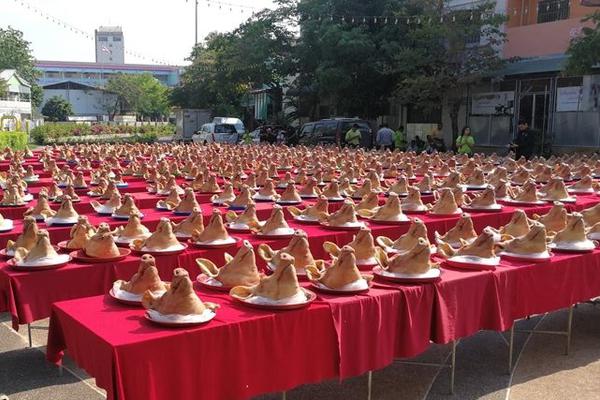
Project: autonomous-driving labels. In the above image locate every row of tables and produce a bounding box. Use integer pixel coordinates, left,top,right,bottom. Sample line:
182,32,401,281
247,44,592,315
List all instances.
2,158,600,400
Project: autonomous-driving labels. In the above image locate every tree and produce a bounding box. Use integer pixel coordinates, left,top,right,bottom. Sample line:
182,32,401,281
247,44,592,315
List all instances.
171,8,295,117
291,0,404,119
390,0,507,146
565,12,600,76
42,96,73,121
105,73,171,120
0,78,7,97
0,27,43,107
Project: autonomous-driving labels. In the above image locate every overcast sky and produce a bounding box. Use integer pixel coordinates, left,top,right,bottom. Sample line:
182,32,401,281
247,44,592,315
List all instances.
2,0,276,66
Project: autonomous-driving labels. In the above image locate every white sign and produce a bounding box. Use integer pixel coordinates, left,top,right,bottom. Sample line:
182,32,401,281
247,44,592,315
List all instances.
557,86,583,112
471,92,514,115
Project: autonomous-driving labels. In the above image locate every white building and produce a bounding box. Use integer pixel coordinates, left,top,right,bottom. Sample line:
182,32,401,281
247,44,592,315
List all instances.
95,26,125,64
0,70,32,129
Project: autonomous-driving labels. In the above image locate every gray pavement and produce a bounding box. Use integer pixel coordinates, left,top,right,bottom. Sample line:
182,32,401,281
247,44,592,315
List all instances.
2,304,600,400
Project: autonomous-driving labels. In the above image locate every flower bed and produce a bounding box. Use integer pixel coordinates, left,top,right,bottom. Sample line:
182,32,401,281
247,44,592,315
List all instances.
31,123,174,145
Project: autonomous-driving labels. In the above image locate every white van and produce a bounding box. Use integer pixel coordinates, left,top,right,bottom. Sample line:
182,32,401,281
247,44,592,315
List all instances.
192,117,246,144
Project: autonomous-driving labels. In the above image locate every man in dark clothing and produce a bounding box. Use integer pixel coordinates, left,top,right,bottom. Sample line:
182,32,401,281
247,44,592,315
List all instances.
511,120,537,160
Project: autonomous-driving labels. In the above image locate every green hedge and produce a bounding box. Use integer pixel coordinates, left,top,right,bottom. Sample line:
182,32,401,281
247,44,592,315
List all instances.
30,123,173,145
0,131,28,150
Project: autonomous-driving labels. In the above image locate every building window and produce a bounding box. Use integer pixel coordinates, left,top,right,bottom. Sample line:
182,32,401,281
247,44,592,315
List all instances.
98,36,108,41
64,72,81,78
45,71,61,78
537,0,569,24
113,36,122,42
82,72,99,79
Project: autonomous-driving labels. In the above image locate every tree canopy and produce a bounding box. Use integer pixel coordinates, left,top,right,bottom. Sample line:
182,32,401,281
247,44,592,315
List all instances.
0,27,43,107
172,0,506,135
41,96,73,122
105,73,171,120
565,11,600,76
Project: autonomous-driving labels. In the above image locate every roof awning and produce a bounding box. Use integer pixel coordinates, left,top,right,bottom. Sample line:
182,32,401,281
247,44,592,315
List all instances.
501,55,570,76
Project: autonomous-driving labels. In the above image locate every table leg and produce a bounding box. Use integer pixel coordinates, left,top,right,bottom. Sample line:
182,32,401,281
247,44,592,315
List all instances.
565,305,574,356
27,323,32,347
449,340,456,395
367,370,373,400
508,325,515,374
281,391,286,400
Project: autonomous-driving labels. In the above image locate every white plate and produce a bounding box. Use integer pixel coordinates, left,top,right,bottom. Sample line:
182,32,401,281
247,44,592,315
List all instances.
93,204,116,214
146,308,216,325
499,250,552,261
253,194,277,201
549,240,596,252
14,253,71,267
193,237,238,246
462,184,487,190
446,255,500,268
114,234,150,244
375,267,441,280
112,213,144,220
588,232,600,241
266,262,307,276
0,219,13,232
462,204,503,212
299,194,319,199
276,199,302,205
541,196,577,204
568,188,594,194
212,198,235,205
312,279,369,292
23,194,33,202
46,216,79,226
401,204,428,212
255,227,295,237
241,290,311,306
428,209,463,216
294,214,319,223
501,198,546,206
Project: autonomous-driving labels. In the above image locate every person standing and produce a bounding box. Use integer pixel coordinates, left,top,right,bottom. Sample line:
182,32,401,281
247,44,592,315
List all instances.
510,120,536,160
345,124,362,148
456,126,475,156
393,125,407,151
376,123,394,150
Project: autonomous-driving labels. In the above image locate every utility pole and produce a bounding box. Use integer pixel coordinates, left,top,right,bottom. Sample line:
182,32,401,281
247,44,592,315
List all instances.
195,0,198,45
187,0,199,45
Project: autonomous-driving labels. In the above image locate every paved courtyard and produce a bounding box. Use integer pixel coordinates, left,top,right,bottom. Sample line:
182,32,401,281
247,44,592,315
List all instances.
2,303,600,400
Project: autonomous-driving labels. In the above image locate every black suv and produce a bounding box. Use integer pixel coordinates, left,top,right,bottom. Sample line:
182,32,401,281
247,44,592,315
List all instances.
290,118,372,147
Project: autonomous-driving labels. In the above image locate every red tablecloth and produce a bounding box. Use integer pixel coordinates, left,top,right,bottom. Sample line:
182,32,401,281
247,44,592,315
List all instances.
3,195,600,329
431,249,600,343
46,282,434,400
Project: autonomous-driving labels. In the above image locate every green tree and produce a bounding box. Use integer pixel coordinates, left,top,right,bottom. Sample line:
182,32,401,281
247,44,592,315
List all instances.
0,78,7,97
291,0,403,119
0,27,43,107
391,0,507,145
171,8,295,116
41,96,73,121
105,73,171,120
565,12,600,76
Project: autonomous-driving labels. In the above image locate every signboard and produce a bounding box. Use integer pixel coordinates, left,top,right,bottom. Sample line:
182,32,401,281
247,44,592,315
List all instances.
556,86,583,112
471,91,514,115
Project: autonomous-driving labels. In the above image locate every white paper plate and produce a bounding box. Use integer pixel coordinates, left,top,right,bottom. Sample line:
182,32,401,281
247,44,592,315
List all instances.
549,240,596,252
445,255,500,269
146,308,216,325
375,267,441,280
46,216,79,226
462,204,503,212
499,250,552,261
14,253,71,267
541,196,577,204
294,214,320,223
0,219,14,232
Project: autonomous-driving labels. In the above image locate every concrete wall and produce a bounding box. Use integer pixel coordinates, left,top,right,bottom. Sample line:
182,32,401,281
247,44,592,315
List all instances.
40,89,116,117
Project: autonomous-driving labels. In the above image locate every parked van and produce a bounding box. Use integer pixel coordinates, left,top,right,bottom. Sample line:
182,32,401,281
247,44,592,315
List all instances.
191,117,246,144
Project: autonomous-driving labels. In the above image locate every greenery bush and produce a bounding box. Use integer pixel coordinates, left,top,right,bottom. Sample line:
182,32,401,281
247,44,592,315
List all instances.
0,131,28,150
30,123,173,145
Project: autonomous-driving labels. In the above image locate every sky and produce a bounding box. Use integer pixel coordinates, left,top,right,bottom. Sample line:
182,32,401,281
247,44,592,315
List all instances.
2,0,276,66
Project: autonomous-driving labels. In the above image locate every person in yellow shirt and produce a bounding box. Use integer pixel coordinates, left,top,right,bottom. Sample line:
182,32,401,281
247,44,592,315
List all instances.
456,126,475,155
344,124,362,147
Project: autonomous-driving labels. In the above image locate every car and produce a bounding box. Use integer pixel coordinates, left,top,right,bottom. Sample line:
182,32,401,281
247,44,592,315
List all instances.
289,118,372,147
191,118,246,144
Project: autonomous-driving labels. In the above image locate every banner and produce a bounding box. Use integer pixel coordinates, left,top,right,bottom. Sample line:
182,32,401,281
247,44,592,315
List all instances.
556,86,583,112
471,92,514,115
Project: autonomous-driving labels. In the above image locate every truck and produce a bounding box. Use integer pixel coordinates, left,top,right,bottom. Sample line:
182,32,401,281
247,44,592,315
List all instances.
173,108,212,142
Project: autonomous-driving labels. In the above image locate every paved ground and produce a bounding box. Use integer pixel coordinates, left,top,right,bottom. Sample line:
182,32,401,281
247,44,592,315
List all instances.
2,303,600,400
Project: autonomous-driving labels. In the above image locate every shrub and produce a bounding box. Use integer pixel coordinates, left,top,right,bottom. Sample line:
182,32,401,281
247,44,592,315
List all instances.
0,131,28,150
30,123,173,145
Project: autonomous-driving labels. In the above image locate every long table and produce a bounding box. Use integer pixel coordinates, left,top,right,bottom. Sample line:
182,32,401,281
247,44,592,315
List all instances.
45,249,600,400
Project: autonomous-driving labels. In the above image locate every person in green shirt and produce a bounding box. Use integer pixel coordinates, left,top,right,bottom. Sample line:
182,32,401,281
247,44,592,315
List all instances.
456,126,475,155
344,124,362,147
393,125,407,151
